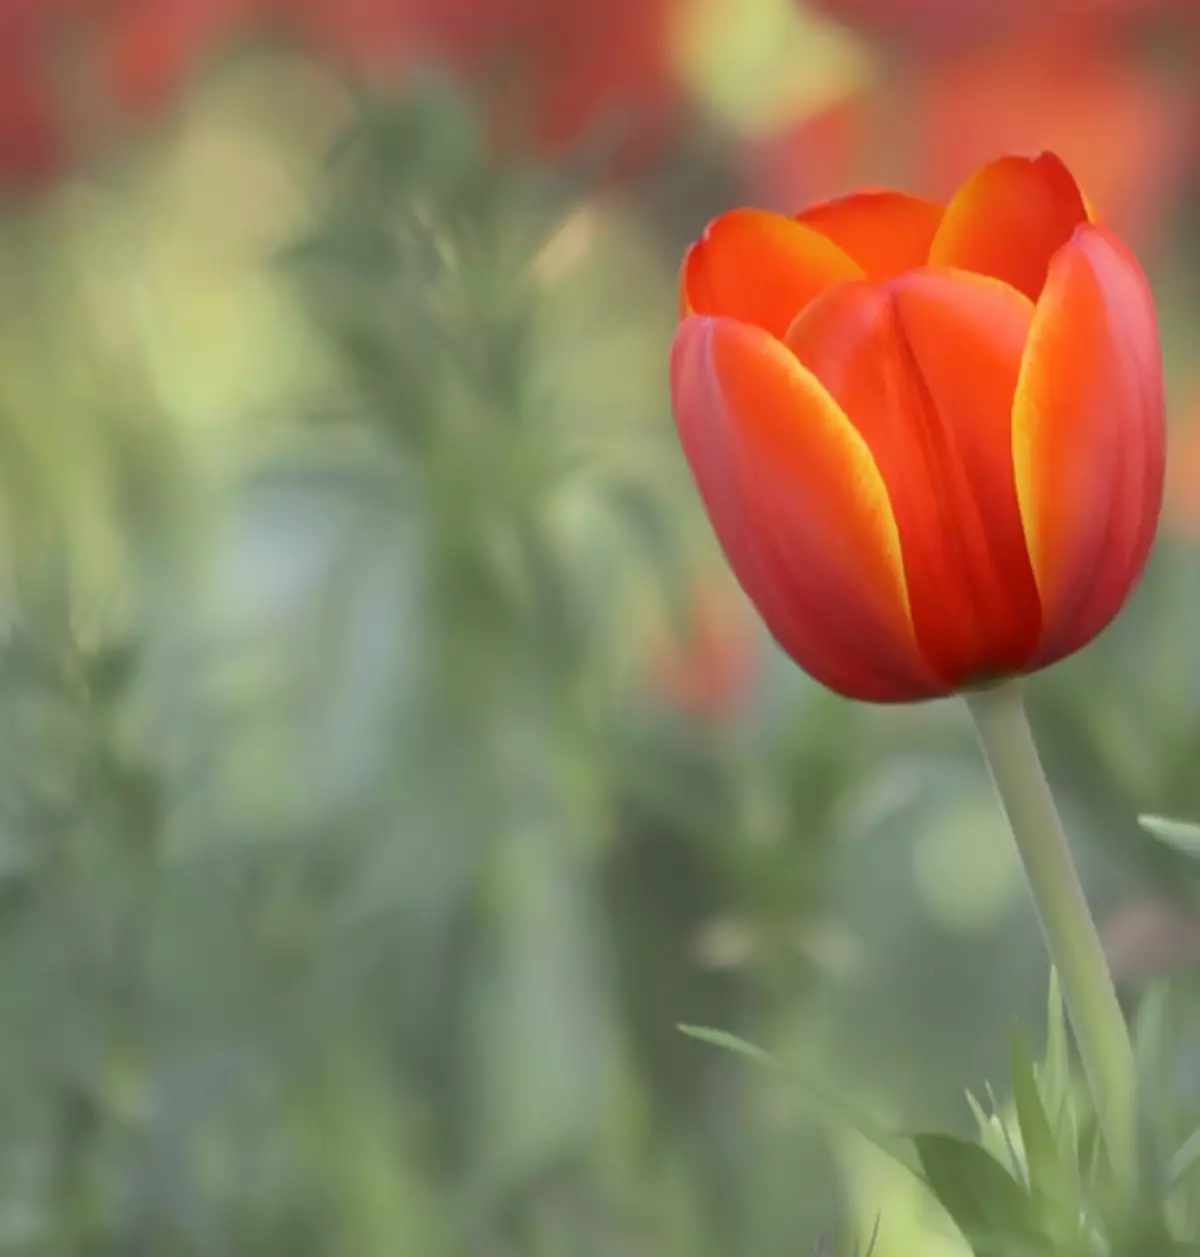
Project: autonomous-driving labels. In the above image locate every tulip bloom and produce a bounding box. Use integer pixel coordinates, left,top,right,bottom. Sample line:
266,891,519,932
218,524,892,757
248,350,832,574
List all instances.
671,153,1164,702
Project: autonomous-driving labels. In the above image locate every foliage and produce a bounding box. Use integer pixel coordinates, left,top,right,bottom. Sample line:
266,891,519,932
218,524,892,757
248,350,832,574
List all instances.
2,9,1200,1256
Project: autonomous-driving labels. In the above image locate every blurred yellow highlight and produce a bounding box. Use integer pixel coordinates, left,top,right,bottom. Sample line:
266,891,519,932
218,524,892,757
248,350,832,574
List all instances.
674,0,873,134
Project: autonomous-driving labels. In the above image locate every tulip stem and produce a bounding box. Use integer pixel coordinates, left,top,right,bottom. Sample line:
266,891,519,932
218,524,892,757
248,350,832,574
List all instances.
965,681,1136,1186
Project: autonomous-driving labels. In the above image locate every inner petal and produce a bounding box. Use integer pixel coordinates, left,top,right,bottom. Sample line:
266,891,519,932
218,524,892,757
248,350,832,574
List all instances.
796,190,945,280
784,268,1041,687
681,208,864,338
928,152,1090,301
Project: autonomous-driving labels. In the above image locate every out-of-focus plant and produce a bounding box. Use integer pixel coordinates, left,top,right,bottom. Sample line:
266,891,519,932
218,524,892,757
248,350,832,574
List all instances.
0,0,691,195
0,50,890,1249
7,3,1200,1253
228,78,856,1252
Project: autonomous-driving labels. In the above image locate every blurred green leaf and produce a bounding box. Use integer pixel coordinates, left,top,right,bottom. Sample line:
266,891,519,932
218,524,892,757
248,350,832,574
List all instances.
1139,815,1200,858
1011,1030,1078,1243
1168,1128,1200,1193
1040,973,1071,1147
966,1091,1020,1179
681,1025,917,1185
1133,986,1171,1116
677,1025,773,1068
914,1134,1047,1257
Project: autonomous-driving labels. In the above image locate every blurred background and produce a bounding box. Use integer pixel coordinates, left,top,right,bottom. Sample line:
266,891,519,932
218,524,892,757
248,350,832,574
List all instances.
2,1,1200,1253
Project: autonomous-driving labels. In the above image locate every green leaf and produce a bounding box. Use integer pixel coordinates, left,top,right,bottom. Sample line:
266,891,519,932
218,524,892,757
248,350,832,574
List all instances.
1132,984,1176,1187
1132,984,1170,1094
1039,972,1070,1136
680,1025,918,1176
1012,1029,1078,1239
915,1134,1049,1257
677,1025,774,1068
1078,1106,1107,1197
1138,814,1200,857
985,1081,1025,1185
1168,1127,1200,1191
967,1091,1017,1176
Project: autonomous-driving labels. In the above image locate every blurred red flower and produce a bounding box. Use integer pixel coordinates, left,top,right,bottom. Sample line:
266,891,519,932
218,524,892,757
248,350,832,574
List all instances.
909,31,1190,255
0,0,685,188
645,577,759,723
804,0,1015,49
278,0,407,70
0,53,64,187
1164,389,1200,542
806,0,1185,48
406,0,684,163
0,0,70,187
101,0,260,113
281,0,685,160
745,23,1190,256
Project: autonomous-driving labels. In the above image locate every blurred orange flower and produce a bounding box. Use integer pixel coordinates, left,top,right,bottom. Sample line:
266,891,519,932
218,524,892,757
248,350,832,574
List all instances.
908,30,1190,255
806,0,1184,47
646,576,758,723
747,18,1192,256
1165,392,1200,542
804,0,1015,48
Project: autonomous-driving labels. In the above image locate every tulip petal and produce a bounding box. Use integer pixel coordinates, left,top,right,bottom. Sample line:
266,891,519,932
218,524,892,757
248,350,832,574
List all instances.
785,269,1040,688
796,190,945,279
670,315,938,701
928,153,1090,301
1013,225,1165,665
681,209,865,337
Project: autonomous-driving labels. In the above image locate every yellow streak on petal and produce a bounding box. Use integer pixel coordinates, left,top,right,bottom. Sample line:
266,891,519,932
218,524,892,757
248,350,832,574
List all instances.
1010,298,1056,594
758,333,918,639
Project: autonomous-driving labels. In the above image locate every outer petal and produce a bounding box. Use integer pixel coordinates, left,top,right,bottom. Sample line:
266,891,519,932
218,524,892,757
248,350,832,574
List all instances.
785,269,1040,688
680,209,864,337
928,153,1090,301
796,190,945,279
670,315,938,701
1013,224,1165,665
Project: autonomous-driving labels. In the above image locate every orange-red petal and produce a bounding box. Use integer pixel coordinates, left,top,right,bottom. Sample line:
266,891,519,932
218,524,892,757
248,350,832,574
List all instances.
796,190,945,280
680,209,865,337
785,269,1040,688
670,315,937,701
1013,224,1165,666
928,153,1090,301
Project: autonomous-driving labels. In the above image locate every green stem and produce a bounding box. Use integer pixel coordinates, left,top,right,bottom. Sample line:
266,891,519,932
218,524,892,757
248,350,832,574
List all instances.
965,681,1135,1183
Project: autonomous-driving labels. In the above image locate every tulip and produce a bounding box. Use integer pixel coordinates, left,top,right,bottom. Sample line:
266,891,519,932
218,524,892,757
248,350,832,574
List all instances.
671,152,1165,704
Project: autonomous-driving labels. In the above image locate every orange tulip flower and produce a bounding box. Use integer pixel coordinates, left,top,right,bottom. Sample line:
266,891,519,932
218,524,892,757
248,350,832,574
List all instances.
671,153,1165,702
